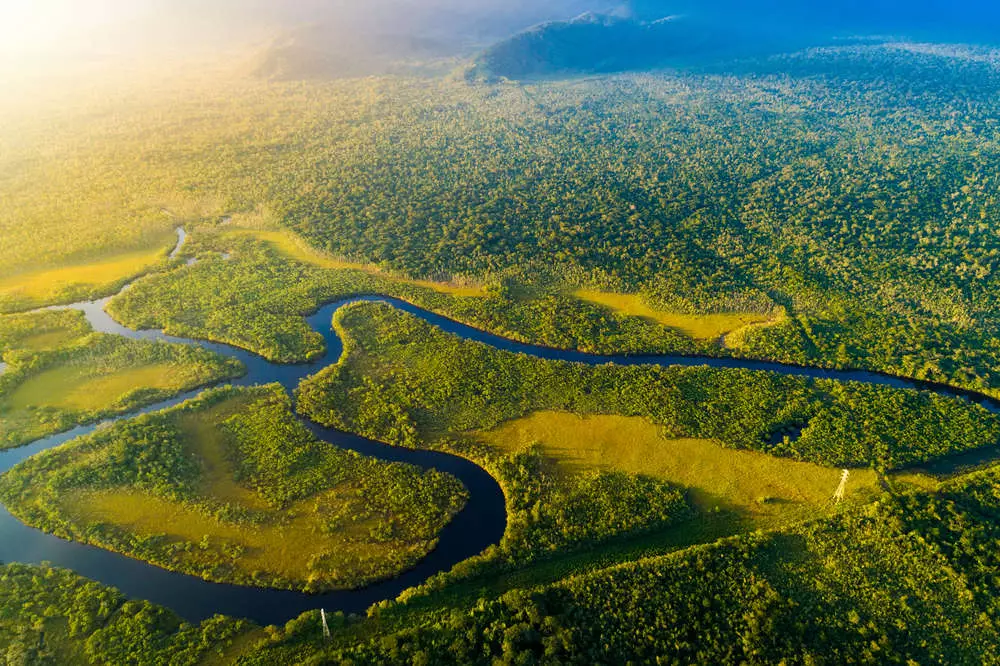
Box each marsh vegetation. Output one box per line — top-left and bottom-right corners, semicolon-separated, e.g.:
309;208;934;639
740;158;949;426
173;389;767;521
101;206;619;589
0;385;468;592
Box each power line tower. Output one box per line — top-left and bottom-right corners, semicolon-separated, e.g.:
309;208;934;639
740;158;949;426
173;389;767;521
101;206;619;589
832;469;850;504
320;609;331;641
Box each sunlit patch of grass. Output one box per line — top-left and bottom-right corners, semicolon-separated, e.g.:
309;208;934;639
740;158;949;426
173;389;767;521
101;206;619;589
4;363;192;411
574;289;771;340
477;411;880;528
223;226;486;298
0;232;176;303
14;328;87;352
890;472;941;492
66;487;425;590
175;396;267;509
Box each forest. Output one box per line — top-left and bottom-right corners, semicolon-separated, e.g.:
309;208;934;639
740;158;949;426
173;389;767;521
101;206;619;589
0;43;990;399
0;562;253;665
291;301;998;579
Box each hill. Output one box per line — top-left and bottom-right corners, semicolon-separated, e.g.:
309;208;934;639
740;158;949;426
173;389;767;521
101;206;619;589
469;12;809;79
247;24;457;80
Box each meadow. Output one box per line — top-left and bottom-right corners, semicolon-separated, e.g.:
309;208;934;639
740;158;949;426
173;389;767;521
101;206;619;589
574;289;775;342
477;411;880;529
0;230;179;313
222;220;486;298
0;385;468;592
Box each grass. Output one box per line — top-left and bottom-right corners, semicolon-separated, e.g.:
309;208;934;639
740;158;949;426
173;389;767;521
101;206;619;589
574;289;771;341
66;487;424;589
14;328;87;352
0;231;177;306
62;396;439;590
477;411;880;528
4;363;193;411
176;396;266;509
222;225;486;298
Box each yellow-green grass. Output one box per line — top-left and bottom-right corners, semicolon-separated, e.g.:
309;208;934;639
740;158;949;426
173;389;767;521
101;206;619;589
477;411;880;527
176;396;267;509
574;289;771;340
58;394;453;591
224;226;486;298
13;328;87;352
889;472;941;493
0;232;176;303
4;363;192;412
66;487;421;590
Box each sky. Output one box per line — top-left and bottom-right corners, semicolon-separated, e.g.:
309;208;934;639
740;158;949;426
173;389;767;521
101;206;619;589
2;0;998;66
0;0;606;61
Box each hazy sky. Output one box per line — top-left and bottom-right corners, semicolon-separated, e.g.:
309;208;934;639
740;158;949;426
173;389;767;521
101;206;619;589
0;0;608;62
2;0;997;65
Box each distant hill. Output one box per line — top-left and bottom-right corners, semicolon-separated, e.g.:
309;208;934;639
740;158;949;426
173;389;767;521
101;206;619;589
469;13;804;80
470;0;1000;81
247;25;456;80
243;1;616;80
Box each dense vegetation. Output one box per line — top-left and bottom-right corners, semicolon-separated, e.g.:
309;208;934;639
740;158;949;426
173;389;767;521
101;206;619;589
292;482;1000;665
0;385;468;592
5;45;1000;393
6;41;1000;665
109;226;693;363
0;562;253;666
0;309;91;355
0;311;243;449
292;301;997;578
301;302;998;470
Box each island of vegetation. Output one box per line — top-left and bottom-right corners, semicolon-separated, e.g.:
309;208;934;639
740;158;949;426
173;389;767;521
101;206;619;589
289;302;998;570
0;309;243;449
0;384;468;592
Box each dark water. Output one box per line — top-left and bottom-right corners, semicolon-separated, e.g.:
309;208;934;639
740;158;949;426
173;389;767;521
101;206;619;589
3;281;1000;626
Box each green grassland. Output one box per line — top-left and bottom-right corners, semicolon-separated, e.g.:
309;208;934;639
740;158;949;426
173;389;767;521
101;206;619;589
222;221;486;298
0;231;180;313
477;411;880;529
574;289;778;342
0;385;468;592
0;311;244;449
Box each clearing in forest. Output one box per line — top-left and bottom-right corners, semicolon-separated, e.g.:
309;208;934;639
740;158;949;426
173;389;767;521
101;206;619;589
5;363;193;412
478;411;880;527
0;232;178;306
574;289;772;340
223;226;486;298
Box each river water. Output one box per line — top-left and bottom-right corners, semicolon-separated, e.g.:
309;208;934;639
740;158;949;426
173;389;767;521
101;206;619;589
1;231;998;626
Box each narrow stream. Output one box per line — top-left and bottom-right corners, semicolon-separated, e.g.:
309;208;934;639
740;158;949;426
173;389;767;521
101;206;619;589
1;229;998;626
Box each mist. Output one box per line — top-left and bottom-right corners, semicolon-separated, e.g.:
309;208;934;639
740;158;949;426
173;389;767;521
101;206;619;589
3;0;1000;83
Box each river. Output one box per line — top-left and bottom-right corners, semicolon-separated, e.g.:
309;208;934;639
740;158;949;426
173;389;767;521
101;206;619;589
1;230;998;626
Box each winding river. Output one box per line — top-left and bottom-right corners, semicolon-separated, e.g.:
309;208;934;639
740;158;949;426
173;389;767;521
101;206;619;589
2;229;999;626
